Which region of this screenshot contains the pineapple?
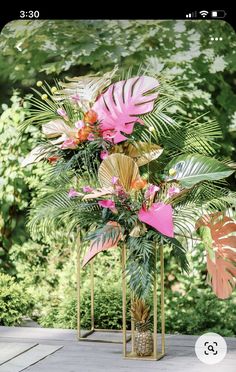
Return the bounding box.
[131,298,153,357]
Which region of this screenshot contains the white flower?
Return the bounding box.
[203,48,215,60]
[174,21,186,33]
[175,40,183,48]
[146,56,165,73]
[188,32,201,42]
[209,56,227,73]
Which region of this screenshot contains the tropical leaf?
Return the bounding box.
[162,115,221,156]
[166,154,234,188]
[98,153,140,191]
[163,236,189,273]
[82,221,122,267]
[196,213,236,299]
[42,119,76,138]
[92,75,159,143]
[82,187,113,200]
[111,141,163,166]
[21,145,50,166]
[138,202,174,238]
[55,67,117,105]
[126,235,156,298]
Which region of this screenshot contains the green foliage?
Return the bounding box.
[164,243,236,336]
[165,287,236,336]
[166,154,234,188]
[0,273,33,325]
[0,92,46,272]
[1,20,235,159]
[0,20,236,332]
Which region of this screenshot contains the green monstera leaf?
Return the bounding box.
[166,154,234,188]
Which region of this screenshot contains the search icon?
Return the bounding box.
[208,344,215,353]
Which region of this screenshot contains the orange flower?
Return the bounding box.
[84,110,98,124]
[48,155,60,164]
[131,178,147,190]
[77,126,93,142]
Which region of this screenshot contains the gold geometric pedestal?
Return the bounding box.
[77,234,131,344]
[122,244,165,360]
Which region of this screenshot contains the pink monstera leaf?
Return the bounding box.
[138,202,174,238]
[82,221,122,267]
[92,76,159,144]
[196,213,236,299]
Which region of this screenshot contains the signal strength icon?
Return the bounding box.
[186,11,197,18]
[199,10,209,17]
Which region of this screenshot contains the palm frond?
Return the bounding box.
[126,235,156,299]
[28,189,101,238]
[162,237,189,273]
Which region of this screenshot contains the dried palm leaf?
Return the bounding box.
[21,145,50,167]
[111,142,163,166]
[129,223,147,237]
[82,187,113,200]
[55,66,118,105]
[42,120,77,139]
[98,154,140,191]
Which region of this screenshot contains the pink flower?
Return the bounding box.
[71,94,80,103]
[57,108,67,118]
[144,184,160,199]
[100,150,109,160]
[68,188,80,198]
[111,176,119,185]
[83,186,93,193]
[167,186,180,198]
[60,138,78,150]
[75,120,85,129]
[87,133,95,141]
[98,199,117,213]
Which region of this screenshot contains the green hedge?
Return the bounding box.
[9,241,235,336]
[0,273,33,325]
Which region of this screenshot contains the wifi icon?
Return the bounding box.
[199,10,209,17]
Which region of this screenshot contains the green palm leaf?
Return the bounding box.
[166,154,234,188]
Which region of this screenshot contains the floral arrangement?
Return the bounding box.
[22,68,236,302]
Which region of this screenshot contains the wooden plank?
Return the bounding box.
[0,343,37,365]
[84,330,131,343]
[0,344,62,372]
[0,327,76,341]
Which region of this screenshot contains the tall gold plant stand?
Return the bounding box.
[77,233,131,344]
[122,244,165,360]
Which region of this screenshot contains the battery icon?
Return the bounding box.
[211,10,227,18]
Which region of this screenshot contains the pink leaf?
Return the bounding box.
[197,213,236,299]
[68,188,82,198]
[138,202,174,238]
[82,221,122,267]
[92,76,159,144]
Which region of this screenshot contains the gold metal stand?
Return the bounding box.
[77,232,131,344]
[122,244,165,360]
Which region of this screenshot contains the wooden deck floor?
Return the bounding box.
[0,326,235,372]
